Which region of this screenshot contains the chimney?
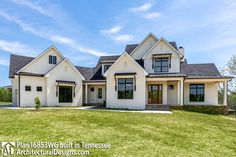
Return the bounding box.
[178,46,185,57]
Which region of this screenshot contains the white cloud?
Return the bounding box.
[113,34,133,42]
[0,58,9,66]
[130,3,152,12]
[144,12,161,19]
[0,11,112,56]
[12,0,57,19]
[100,26,122,34]
[0,39,35,55]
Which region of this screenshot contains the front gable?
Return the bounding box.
[143,38,182,73]
[104,52,148,77]
[18,45,64,74]
[130,33,158,60]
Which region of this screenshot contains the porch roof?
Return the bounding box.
[147,73,186,78]
[56,80,76,85]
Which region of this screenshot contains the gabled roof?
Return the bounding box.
[75,66,94,80]
[9,54,34,78]
[17,45,65,73]
[45,58,85,80]
[130,32,159,55]
[125,44,139,54]
[142,37,183,59]
[104,52,148,77]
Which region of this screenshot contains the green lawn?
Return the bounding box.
[0,109,236,156]
[0,102,12,105]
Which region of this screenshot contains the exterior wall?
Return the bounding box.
[46,61,83,106]
[184,82,219,105]
[11,77,18,106]
[167,82,178,105]
[131,35,157,60]
[19,76,47,107]
[146,81,168,105]
[22,48,63,74]
[106,54,146,109]
[144,40,181,73]
[87,85,106,104]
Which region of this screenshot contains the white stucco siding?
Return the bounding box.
[131,35,157,60]
[46,61,83,106]
[87,85,106,104]
[19,76,47,107]
[144,40,181,73]
[22,48,63,74]
[167,82,178,105]
[106,54,146,109]
[184,82,218,105]
[11,78,18,106]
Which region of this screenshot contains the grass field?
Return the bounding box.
[0,109,235,156]
[0,102,12,105]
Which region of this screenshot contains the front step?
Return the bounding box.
[146,105,170,111]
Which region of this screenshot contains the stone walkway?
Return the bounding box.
[0,106,172,114]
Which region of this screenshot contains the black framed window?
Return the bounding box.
[168,85,174,90]
[98,88,102,99]
[37,86,42,92]
[189,84,204,102]
[154,57,169,72]
[118,78,133,99]
[59,86,73,103]
[25,86,31,91]
[90,87,94,92]
[49,55,57,64]
[104,65,111,73]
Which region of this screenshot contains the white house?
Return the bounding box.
[9,33,233,109]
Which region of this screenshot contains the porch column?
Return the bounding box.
[177,79,184,105]
[85,84,88,104]
[180,79,184,106]
[223,81,228,105]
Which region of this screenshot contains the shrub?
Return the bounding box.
[34,97,41,110]
[0,88,12,102]
[170,105,228,115]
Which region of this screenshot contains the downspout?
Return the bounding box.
[18,75,21,107]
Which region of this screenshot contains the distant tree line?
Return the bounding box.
[0,88,12,102]
[220,55,236,110]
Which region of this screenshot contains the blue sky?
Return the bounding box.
[0,0,236,86]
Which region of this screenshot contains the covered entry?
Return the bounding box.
[148,84,163,104]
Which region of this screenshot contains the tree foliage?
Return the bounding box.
[0,88,12,102]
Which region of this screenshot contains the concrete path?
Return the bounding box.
[0,106,172,114]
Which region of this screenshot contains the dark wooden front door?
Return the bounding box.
[148,84,163,104]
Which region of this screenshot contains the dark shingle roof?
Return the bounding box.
[99,55,120,62]
[181,63,222,78]
[169,41,178,50]
[9,54,34,78]
[148,73,186,77]
[75,66,94,80]
[125,44,139,54]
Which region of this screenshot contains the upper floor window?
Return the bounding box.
[189,84,204,102]
[49,55,57,64]
[118,78,133,99]
[154,57,169,72]
[104,65,111,73]
[37,86,42,92]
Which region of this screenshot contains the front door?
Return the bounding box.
[148,84,163,104]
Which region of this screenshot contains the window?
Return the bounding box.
[37,86,42,92]
[90,87,94,92]
[25,86,31,91]
[168,85,174,90]
[59,86,73,103]
[98,88,102,99]
[104,65,111,73]
[118,78,133,99]
[49,55,57,64]
[154,57,169,72]
[189,84,204,102]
